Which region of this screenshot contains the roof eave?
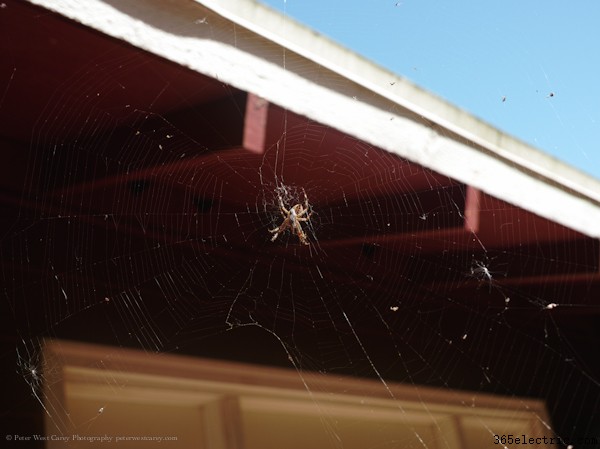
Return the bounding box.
[26,0,600,238]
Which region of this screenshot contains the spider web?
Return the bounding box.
[1,1,599,448]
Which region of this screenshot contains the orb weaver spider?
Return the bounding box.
[269,191,312,245]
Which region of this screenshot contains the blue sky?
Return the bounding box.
[259,0,600,181]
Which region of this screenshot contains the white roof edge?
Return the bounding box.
[25,0,600,238]
[198,0,600,203]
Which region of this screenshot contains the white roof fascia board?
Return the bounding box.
[27,0,600,238]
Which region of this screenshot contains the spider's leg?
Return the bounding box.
[273,219,291,235]
[292,221,308,244]
[297,229,309,245]
[278,196,290,216]
[298,209,312,221]
[271,219,292,242]
[303,190,310,210]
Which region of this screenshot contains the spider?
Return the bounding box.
[269,191,312,245]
